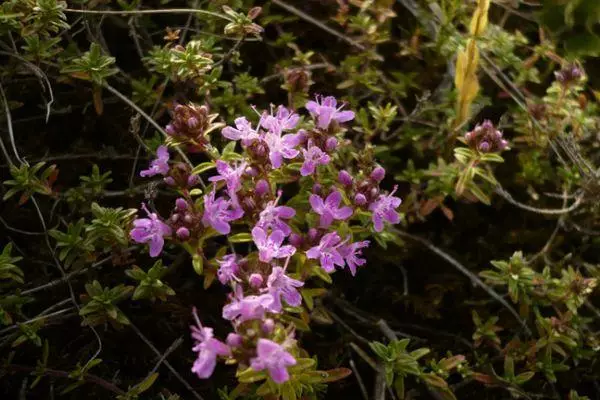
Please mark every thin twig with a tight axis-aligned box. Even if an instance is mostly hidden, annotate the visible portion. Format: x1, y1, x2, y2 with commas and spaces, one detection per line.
151, 336, 184, 374
4, 364, 125, 395
129, 322, 204, 400
1, 80, 104, 370
349, 357, 369, 400
393, 228, 531, 336
64, 8, 232, 21
21, 253, 117, 296
495, 186, 583, 215
271, 0, 366, 50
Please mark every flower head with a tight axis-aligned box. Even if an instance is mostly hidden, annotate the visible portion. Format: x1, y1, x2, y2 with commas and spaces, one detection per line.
369, 186, 402, 232
252, 227, 296, 263
309, 191, 353, 228
217, 254, 240, 285
339, 240, 370, 276
265, 266, 304, 312
301, 144, 330, 176
257, 194, 296, 236
464, 120, 508, 153
202, 190, 244, 235
222, 117, 260, 144
140, 146, 170, 177
130, 204, 172, 257
209, 160, 247, 194
250, 339, 297, 384
190, 308, 231, 379
305, 95, 355, 130
222, 285, 275, 323
264, 131, 301, 168
306, 232, 345, 273
260, 105, 300, 134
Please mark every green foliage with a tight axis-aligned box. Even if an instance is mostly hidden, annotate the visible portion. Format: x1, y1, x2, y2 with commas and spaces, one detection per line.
61, 43, 118, 84
79, 280, 132, 327
369, 339, 459, 400
0, 243, 23, 283
125, 260, 175, 302
85, 203, 137, 248
3, 162, 57, 204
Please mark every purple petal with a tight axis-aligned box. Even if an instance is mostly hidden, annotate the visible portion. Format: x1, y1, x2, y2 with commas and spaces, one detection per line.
325, 191, 342, 208
334, 206, 353, 220
309, 195, 324, 213
269, 366, 290, 384
222, 127, 242, 140
148, 235, 165, 257
277, 245, 296, 258
305, 101, 319, 114
252, 227, 267, 246
270, 230, 285, 247
301, 160, 315, 176
334, 110, 355, 123
277, 206, 296, 219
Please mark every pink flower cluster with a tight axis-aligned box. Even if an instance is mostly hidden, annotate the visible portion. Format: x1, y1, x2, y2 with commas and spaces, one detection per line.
129, 95, 402, 385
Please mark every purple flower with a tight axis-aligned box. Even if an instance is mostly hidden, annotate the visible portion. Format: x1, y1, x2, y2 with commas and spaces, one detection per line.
217, 254, 240, 285
222, 117, 260, 143
260, 105, 300, 134
202, 190, 244, 235
140, 145, 170, 177
369, 186, 402, 232
209, 160, 247, 194
309, 191, 353, 228
305, 95, 355, 129
257, 195, 296, 236
252, 227, 296, 263
250, 339, 297, 384
190, 309, 231, 379
265, 266, 304, 312
222, 285, 275, 322
264, 131, 301, 168
306, 232, 345, 273
301, 144, 330, 176
130, 204, 172, 257
339, 240, 370, 276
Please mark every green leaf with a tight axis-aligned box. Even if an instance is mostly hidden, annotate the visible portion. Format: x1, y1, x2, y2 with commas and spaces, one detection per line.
193, 255, 204, 275
228, 232, 252, 243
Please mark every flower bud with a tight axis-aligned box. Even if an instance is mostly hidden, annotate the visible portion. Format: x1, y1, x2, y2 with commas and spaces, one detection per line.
245, 166, 258, 177
187, 175, 200, 187
187, 117, 199, 129
184, 214, 193, 224
226, 333, 243, 347
175, 198, 188, 211
325, 137, 338, 152
255, 180, 270, 196
289, 233, 303, 248
312, 183, 322, 194
165, 124, 176, 135
370, 166, 386, 182
164, 176, 176, 186
262, 318, 275, 334
308, 228, 319, 242
249, 273, 264, 288
354, 193, 367, 206
338, 170, 353, 186
170, 214, 180, 223
176, 227, 190, 240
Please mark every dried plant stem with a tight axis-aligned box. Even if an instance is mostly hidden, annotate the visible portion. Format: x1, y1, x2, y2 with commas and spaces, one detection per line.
4, 364, 126, 395
494, 186, 583, 215
129, 322, 204, 400
393, 228, 531, 336
271, 0, 366, 50
64, 8, 231, 21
